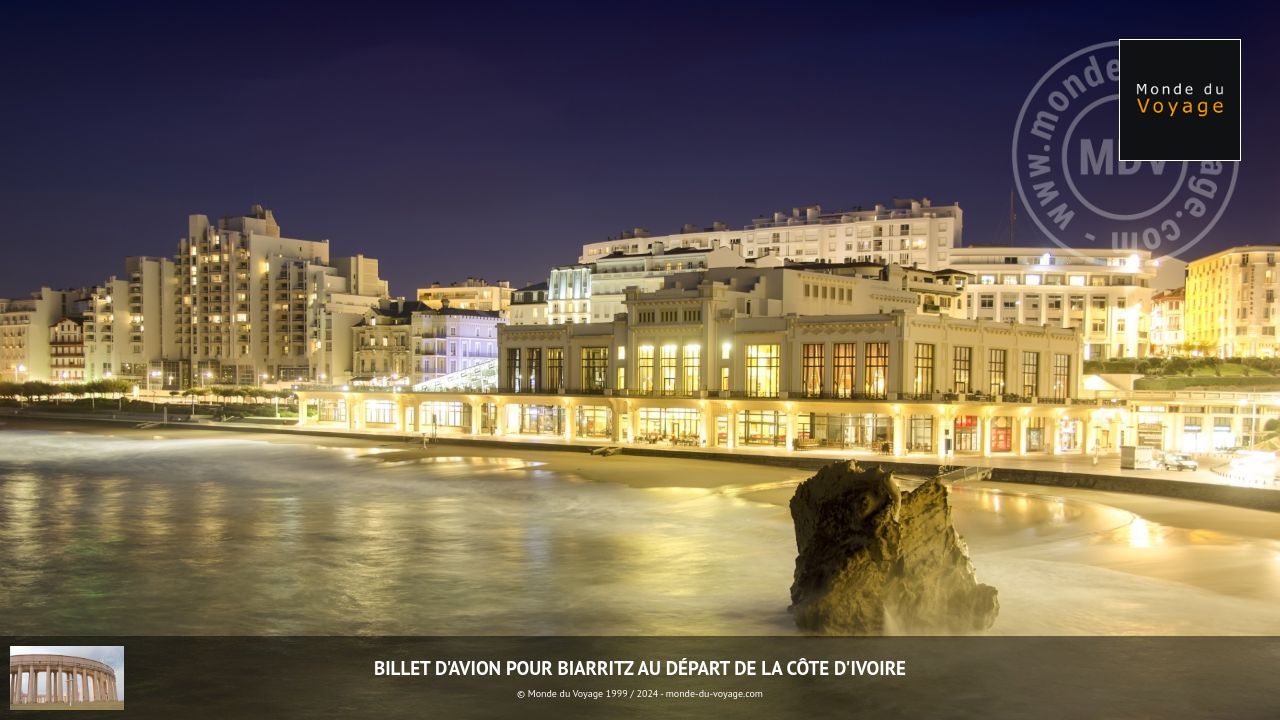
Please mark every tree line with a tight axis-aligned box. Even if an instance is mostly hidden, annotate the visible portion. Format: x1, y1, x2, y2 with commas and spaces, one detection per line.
0, 380, 294, 403
1084, 356, 1280, 377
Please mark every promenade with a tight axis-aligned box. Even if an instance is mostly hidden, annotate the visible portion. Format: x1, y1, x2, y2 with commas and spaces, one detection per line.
4, 407, 1276, 497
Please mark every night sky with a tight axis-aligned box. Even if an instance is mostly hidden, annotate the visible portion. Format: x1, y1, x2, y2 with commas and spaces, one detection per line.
2, 1, 1277, 299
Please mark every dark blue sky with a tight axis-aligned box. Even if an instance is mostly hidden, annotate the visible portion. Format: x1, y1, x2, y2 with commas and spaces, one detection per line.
2, 1, 1277, 298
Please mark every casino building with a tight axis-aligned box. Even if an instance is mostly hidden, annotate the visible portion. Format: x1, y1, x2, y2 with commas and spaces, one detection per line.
299, 267, 1095, 458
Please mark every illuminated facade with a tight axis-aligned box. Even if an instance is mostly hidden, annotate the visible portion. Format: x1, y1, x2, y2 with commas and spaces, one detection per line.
1080, 386, 1280, 456
1149, 288, 1185, 356
580, 198, 963, 270
948, 247, 1185, 360
508, 282, 548, 326
48, 316, 85, 382
352, 298, 500, 386
417, 278, 512, 317
304, 267, 1086, 457
83, 256, 179, 385
0, 288, 88, 382
295, 270, 1280, 461
176, 206, 388, 386
1185, 245, 1280, 357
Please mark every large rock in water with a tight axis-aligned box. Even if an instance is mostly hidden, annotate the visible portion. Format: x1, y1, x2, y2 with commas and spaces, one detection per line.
789, 461, 998, 634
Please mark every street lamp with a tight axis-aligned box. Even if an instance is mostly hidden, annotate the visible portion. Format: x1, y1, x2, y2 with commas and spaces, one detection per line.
149, 370, 162, 409
195, 371, 212, 412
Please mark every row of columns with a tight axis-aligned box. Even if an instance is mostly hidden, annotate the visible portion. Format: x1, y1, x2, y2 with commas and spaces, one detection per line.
9, 665, 115, 705
300, 393, 1096, 456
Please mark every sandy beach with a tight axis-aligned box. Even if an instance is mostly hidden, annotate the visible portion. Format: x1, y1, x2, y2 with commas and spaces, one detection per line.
5, 415, 1280, 637
4, 415, 1279, 543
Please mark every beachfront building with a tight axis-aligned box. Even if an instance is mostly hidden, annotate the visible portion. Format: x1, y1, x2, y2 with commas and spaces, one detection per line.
0, 288, 89, 382
579, 198, 963, 270
299, 266, 1091, 458
1149, 288, 1186, 357
1185, 246, 1280, 357
947, 247, 1186, 360
351, 298, 501, 386
175, 205, 389, 386
1079, 375, 1280, 459
82, 256, 180, 386
417, 278, 512, 318
351, 299, 421, 385
48, 316, 86, 383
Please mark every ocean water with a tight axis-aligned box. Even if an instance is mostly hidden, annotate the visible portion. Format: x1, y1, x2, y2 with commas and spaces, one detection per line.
1, 428, 1277, 636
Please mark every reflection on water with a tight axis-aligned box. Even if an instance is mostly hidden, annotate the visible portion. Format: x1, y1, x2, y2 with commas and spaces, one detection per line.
0, 430, 794, 636
1, 429, 1279, 636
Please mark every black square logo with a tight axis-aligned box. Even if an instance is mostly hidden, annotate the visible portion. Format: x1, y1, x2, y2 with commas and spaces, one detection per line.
1119, 39, 1240, 161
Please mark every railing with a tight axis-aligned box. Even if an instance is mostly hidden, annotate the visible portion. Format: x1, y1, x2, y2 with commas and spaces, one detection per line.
937, 466, 992, 483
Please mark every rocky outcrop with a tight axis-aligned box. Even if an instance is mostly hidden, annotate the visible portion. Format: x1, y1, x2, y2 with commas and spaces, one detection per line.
789, 461, 998, 635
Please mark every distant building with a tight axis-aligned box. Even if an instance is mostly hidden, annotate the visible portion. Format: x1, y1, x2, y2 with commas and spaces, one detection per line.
1185, 246, 1280, 357
579, 198, 964, 271
176, 205, 389, 386
508, 282, 549, 326
1149, 288, 1185, 356
417, 278, 512, 318
0, 288, 90, 382
352, 298, 500, 386
784, 262, 971, 318
48, 316, 86, 382
351, 299, 421, 385
83, 256, 179, 385
948, 247, 1185, 360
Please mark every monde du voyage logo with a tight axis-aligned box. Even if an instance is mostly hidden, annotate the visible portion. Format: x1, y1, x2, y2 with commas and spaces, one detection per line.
1012, 40, 1240, 260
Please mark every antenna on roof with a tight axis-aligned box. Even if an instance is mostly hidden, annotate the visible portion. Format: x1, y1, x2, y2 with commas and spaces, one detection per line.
1008, 188, 1016, 246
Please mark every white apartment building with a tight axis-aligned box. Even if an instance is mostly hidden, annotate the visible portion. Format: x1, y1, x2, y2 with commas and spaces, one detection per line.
949, 247, 1186, 360
0, 288, 87, 382
417, 278, 512, 318
352, 298, 500, 386
580, 198, 963, 270
1149, 288, 1185, 357
312, 269, 390, 385
508, 282, 549, 326
539, 197, 962, 328
82, 256, 180, 385
547, 242, 743, 325
176, 206, 388, 386
1185, 246, 1280, 357
547, 265, 592, 324
573, 199, 1211, 362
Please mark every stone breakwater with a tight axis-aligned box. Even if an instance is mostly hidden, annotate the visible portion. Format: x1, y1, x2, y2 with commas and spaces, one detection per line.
789, 461, 999, 635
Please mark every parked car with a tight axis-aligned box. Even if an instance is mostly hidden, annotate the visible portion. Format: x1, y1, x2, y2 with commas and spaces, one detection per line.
1161, 453, 1199, 471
